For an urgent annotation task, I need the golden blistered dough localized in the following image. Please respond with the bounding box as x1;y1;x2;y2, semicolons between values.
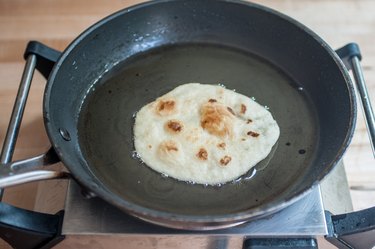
134;83;280;185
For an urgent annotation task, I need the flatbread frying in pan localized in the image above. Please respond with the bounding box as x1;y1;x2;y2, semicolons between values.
133;83;280;185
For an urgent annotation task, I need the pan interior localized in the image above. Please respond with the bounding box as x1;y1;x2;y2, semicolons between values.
78;43;318;216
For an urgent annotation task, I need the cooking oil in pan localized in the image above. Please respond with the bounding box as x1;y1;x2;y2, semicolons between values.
78;43;318;215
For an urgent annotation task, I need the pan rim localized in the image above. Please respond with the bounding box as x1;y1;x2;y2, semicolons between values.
43;0;356;227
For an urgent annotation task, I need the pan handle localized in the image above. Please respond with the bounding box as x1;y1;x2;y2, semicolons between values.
0;42;68;191
0;148;69;189
336;43;375;156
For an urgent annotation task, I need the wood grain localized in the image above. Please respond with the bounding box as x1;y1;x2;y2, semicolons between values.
0;0;374;237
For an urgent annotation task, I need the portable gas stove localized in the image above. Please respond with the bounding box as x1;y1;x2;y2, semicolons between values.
0;160;363;249
49;161;351;249
1;1;375;248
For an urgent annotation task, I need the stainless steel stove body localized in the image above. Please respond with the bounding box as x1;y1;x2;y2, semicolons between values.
58;162;351;249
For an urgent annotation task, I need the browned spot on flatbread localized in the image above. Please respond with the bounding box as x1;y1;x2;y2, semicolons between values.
208;99;217;103
200;102;234;138
247;131;260;137
156;99;176;116
220;155;231;166
159;140;179;152
165;120;183;133
241;104;247;114
246;119;253;124
197;148;208;160
148;145;152;149
217;142;226;149
227;107;235;115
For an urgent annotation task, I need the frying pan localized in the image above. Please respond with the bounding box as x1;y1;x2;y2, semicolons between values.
0;0;365;230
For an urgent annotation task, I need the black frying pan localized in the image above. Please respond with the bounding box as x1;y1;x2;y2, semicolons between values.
1;0;356;230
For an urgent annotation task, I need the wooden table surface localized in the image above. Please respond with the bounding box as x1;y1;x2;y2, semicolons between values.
0;0;374;238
